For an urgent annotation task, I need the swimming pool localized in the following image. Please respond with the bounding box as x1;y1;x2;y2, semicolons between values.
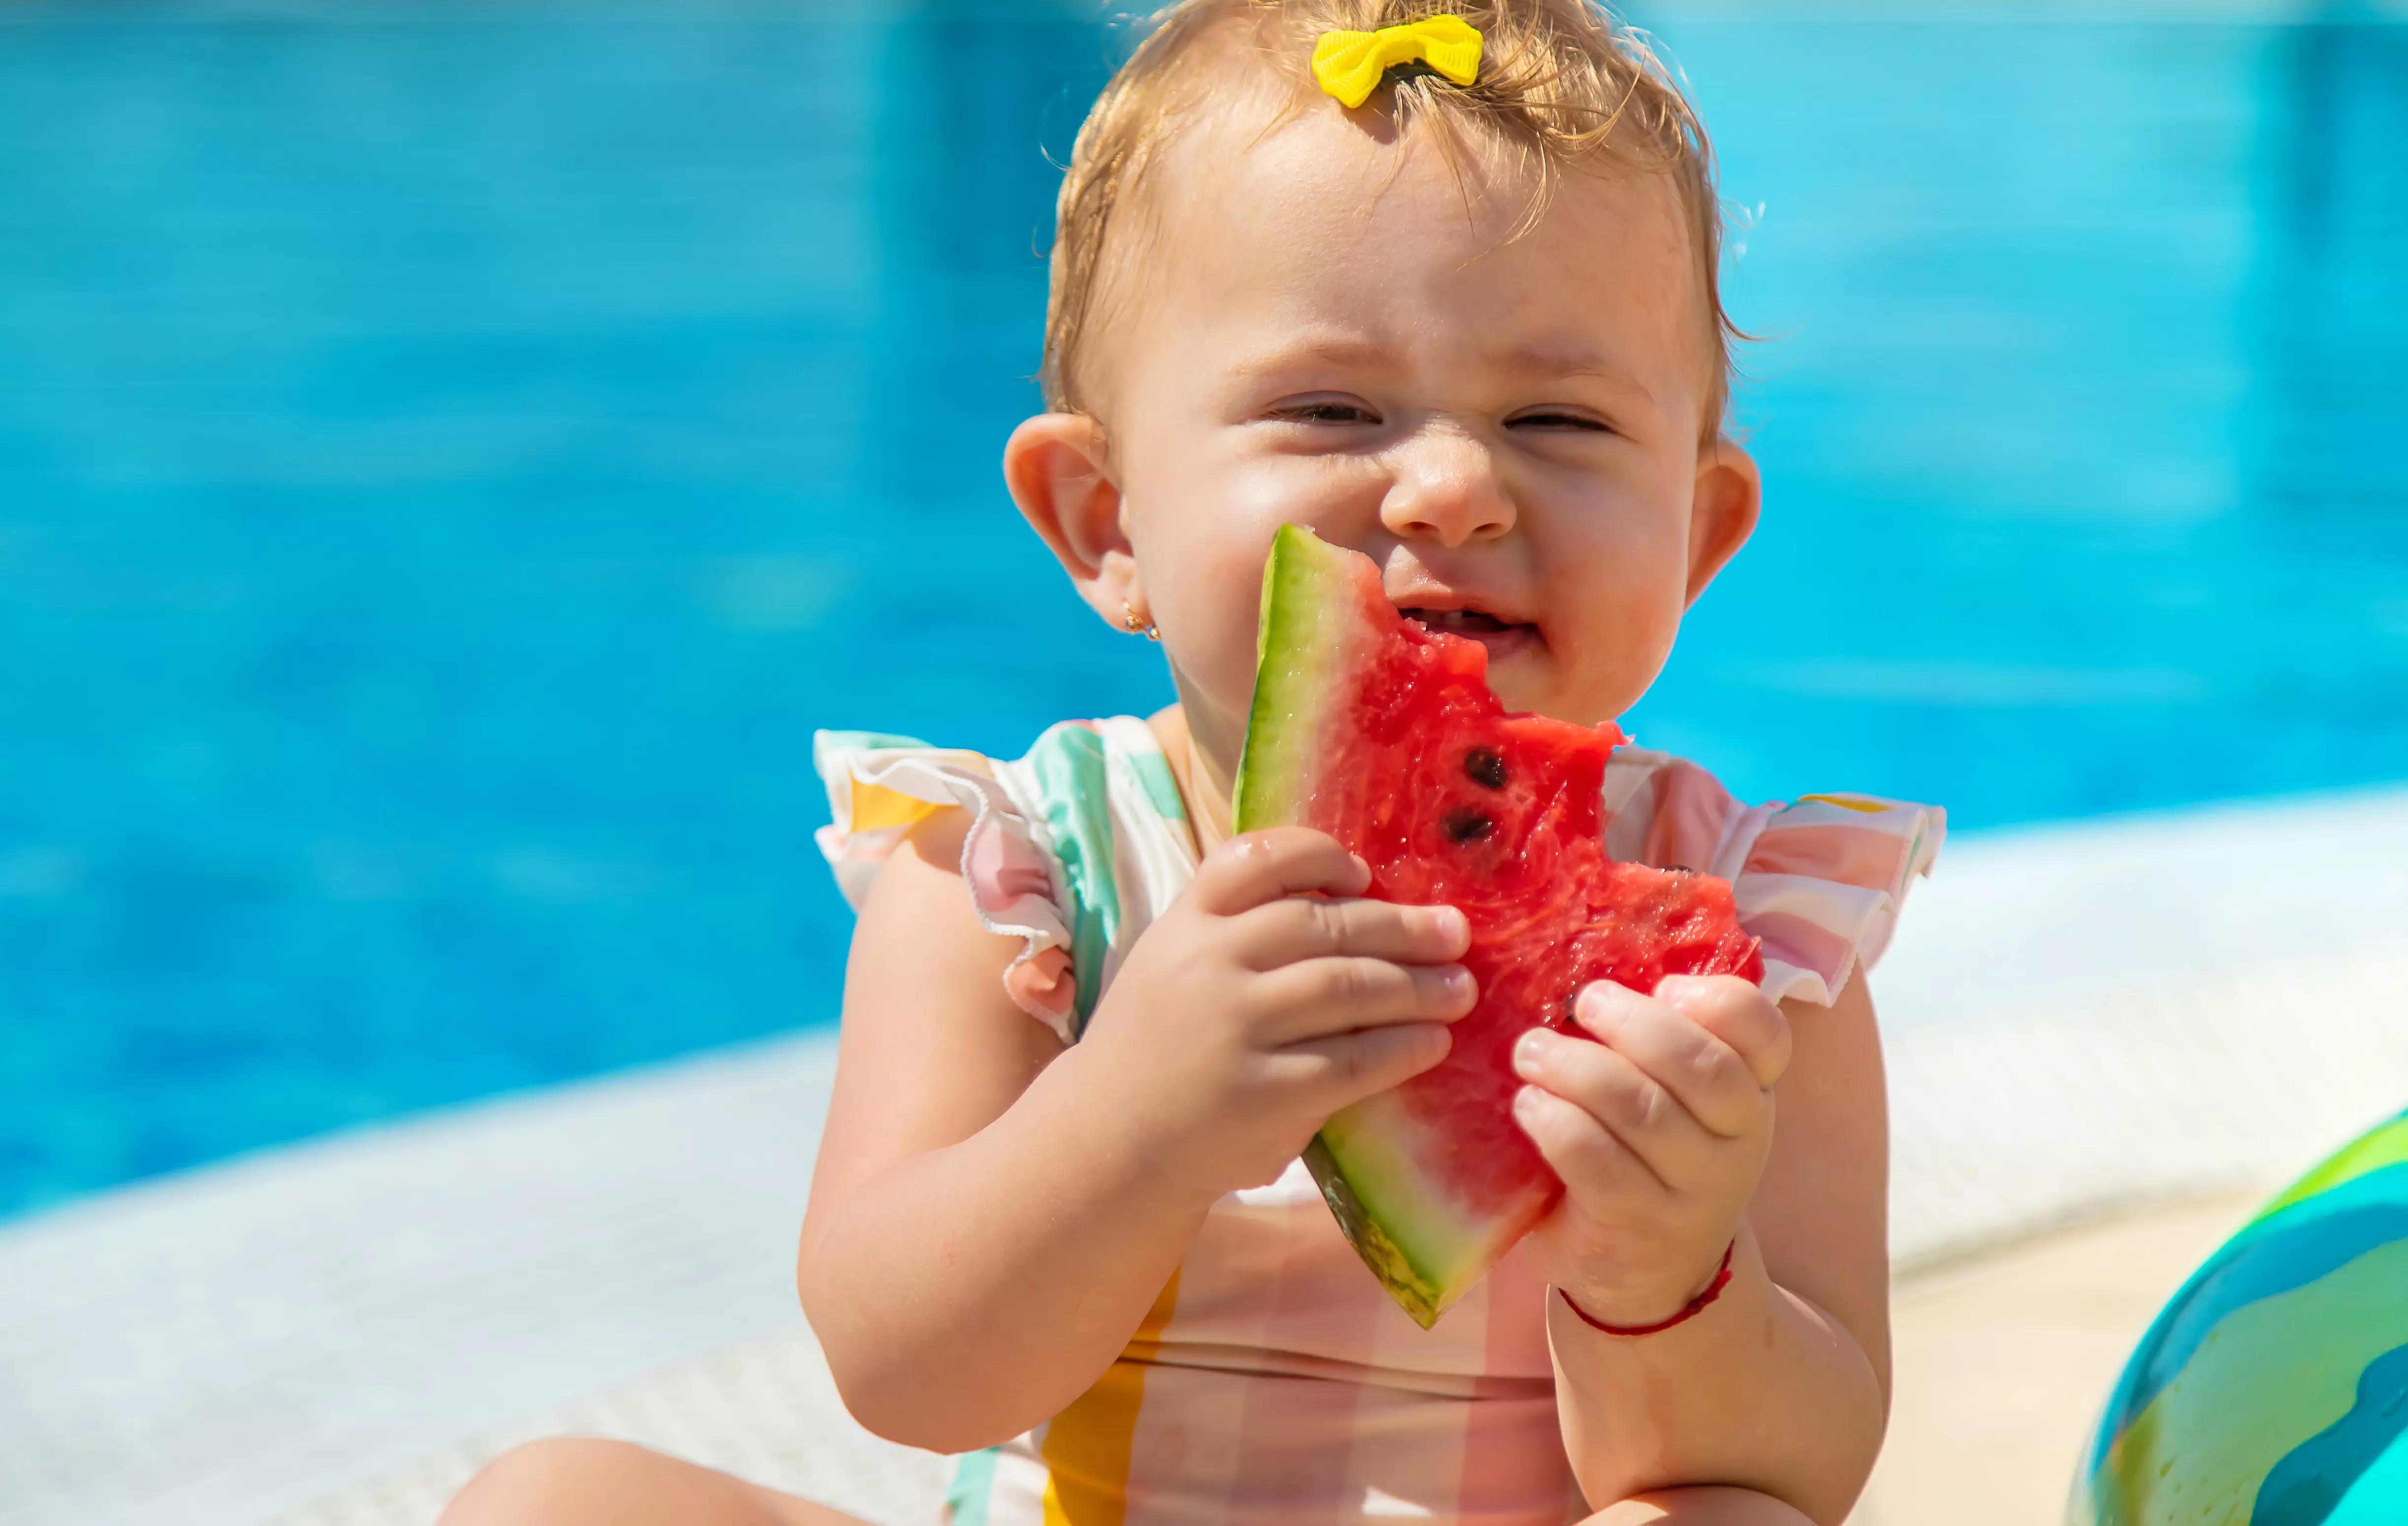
1;3;2401;1218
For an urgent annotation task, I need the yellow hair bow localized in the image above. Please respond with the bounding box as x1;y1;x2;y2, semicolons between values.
1310;14;1484;110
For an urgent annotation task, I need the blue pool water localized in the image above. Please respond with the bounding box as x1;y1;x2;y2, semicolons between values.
1;4;2403;1218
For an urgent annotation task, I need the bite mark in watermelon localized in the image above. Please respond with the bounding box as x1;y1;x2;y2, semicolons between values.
1233;525;1764;1328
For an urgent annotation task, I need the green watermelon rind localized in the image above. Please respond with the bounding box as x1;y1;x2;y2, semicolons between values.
1233;524;1355;829
1302;1135;1447;1326
1312;1093;1511;1328
1233;525;1499;1328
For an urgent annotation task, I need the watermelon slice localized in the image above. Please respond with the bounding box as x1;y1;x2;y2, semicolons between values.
1234;525;1764;1327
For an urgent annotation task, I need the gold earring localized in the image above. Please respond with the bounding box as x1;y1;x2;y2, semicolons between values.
1122;599;1161;641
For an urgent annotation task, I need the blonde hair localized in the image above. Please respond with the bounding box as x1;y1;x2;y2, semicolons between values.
1041;0;1739;439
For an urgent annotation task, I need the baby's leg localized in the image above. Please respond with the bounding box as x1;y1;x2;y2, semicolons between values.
1586;1486;1818;1526
439;1437;868;1526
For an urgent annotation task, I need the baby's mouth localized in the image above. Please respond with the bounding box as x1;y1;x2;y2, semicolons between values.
1400;607;1542;663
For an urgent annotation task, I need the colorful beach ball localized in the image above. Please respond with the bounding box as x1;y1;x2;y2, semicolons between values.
2072;1107;2408;1525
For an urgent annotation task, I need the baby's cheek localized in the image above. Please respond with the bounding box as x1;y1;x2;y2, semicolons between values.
1559;581;1687;720
1148;539;1280;714
1137;486;1312;700
1170;589;1264;700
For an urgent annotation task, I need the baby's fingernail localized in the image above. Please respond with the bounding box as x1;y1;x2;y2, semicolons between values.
1433;906;1467;939
1513;1084;1544;1118
1574;985;1617;1027
1514;1028;1553;1071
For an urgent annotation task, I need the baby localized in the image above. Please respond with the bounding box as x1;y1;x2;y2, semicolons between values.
443;3;1941;1524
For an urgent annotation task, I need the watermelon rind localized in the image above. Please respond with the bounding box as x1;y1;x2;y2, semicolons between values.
1311;1093;1510;1327
1233;525;1500;1328
1302;1136;1448;1326
1232;524;1365;831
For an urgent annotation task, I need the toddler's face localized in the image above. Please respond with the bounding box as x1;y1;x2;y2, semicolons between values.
1012;104;1759;793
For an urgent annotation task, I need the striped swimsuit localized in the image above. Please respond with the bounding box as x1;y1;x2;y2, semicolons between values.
816;716;1941;1526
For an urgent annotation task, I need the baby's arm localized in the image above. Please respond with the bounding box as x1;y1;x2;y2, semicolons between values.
1523;974;1890;1525
796;814;1473;1453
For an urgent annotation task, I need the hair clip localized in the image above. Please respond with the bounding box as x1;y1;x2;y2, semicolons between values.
1311;14;1484;110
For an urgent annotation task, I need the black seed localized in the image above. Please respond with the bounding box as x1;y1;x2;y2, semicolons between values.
1441;809;1494;843
1463;748;1507;790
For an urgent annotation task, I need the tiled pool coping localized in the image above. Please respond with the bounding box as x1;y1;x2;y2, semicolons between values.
5;786;2405;1526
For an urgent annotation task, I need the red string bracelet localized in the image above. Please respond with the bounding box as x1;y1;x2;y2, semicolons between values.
1557;1240;1736;1337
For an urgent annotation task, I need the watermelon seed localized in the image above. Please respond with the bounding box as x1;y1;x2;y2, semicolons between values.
1463;748;1507;790
1441;809;1494;843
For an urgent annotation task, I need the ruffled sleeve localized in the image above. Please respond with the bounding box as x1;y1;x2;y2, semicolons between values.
1601;747;1944;1006
812;730;1080;1039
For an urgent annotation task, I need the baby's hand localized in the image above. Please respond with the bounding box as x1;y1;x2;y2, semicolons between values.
1510;976;1791;1328
1077;827;1474;1202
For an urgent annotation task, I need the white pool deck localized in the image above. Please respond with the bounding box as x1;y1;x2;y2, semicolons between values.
3;787;2406;1526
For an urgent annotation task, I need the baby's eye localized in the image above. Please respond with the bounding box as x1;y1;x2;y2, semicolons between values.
1505;408;1613;433
1268;399;1381;426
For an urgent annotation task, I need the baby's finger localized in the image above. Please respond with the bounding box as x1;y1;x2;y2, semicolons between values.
1189;828;1369;917
1272;1022;1453;1112
1513;1082;1662;1204
1237;895;1470;971
1255;957;1475;1044
1571;982;1764;1139
1653;976;1793;1091
1510;1027;1714;1186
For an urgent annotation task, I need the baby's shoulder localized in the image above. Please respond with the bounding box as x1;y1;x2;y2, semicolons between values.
814;719;1191;1040
1605;747;1945;1009
813;719;1187;891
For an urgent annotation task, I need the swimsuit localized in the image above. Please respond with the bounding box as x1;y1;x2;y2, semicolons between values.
815;718;1941;1526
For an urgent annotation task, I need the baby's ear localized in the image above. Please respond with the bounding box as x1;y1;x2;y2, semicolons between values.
1004;413;1140;626
1685;435;1761;609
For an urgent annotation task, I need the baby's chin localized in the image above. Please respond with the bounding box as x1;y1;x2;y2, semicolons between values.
1478;648;1573;724
1477;646;1632;732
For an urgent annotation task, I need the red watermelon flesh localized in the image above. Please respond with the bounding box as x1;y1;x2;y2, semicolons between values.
1234;525;1764;1327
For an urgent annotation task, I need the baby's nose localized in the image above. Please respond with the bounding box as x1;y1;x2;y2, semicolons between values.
1377;427;1515;549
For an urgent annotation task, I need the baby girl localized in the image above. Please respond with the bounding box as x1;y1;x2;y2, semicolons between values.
444;3;1941;1523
